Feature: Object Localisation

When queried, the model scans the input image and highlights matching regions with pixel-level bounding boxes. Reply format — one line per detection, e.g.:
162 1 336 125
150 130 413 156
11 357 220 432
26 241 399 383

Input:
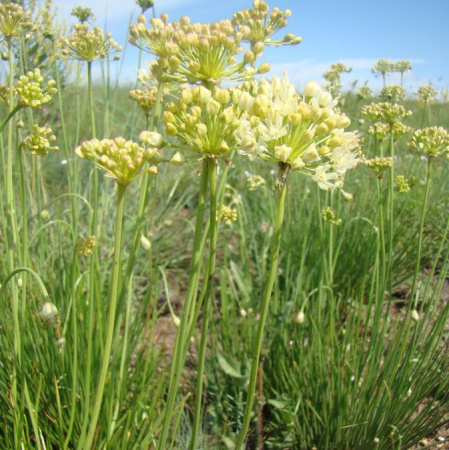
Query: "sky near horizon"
44 0 449 92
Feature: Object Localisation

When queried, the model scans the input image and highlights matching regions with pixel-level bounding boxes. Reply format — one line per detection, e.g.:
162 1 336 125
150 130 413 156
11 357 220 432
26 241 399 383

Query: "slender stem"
190 158 218 449
410 158 432 298
376 178 386 288
235 164 289 449
84 183 127 450
387 131 394 295
157 161 209 450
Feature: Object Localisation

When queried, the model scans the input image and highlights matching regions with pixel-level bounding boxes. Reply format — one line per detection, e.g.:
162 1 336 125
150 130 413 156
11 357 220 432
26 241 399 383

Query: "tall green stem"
236 163 289 449
157 161 209 450
84 183 127 450
387 131 394 294
410 158 432 298
190 158 218 449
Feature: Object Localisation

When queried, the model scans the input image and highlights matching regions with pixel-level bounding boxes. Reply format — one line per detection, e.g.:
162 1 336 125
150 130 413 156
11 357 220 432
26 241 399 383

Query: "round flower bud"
304 81 321 99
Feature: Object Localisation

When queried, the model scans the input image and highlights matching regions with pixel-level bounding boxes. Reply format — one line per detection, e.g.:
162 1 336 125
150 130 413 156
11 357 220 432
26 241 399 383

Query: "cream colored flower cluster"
232 0 301 48
58 24 122 61
70 6 95 24
361 102 412 125
162 86 248 158
368 122 410 142
414 84 438 104
76 235 96 256
75 134 162 185
23 124 58 156
129 87 159 118
356 85 373 101
381 84 406 103
411 127 449 158
0 3 33 40
236 77 360 190
16 69 57 109
365 156 393 178
130 14 250 84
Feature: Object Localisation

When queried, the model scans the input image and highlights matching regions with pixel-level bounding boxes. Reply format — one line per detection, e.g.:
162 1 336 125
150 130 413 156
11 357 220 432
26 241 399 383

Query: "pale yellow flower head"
16 69 57 109
237 76 361 190
162 85 251 159
0 3 33 40
22 125 58 156
58 24 122 61
368 121 410 142
232 0 301 51
76 235 96 256
381 84 406 103
129 12 269 85
414 84 437 104
75 134 163 185
365 156 393 178
71 6 95 24
361 102 412 125
411 127 449 158
356 85 373 101
371 59 395 76
129 87 159 117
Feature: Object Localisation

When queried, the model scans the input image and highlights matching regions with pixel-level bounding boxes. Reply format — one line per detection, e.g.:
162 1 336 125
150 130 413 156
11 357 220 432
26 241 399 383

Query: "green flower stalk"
368 121 410 143
235 77 361 447
393 60 412 85
76 134 160 449
409 126 449 297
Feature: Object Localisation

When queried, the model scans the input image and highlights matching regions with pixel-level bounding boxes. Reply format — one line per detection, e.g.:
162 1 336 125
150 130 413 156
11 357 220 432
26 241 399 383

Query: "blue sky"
46 0 449 92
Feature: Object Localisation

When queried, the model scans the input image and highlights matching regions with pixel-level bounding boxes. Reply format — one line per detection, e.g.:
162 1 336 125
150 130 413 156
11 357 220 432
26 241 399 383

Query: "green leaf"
217 350 246 379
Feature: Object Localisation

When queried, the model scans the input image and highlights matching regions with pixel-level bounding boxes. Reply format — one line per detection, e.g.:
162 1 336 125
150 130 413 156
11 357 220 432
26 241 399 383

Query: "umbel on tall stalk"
233 76 362 448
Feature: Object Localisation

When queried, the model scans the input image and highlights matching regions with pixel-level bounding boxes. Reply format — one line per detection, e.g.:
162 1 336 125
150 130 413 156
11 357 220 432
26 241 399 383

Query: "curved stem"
1 267 50 300
190 158 218 449
157 161 209 450
235 164 289 449
410 158 432 298
84 183 127 449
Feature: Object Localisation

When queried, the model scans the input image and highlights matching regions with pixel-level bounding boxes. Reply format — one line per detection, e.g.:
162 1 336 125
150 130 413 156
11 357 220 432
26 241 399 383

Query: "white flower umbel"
237 76 361 190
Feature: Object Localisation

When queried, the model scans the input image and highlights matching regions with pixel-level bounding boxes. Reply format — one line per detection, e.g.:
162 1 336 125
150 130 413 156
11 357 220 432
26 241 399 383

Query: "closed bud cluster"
58 24 122 61
129 87 159 117
163 85 249 158
356 85 373 101
236 76 361 190
76 235 96 256
135 0 155 13
323 62 351 96
70 6 95 24
130 14 248 84
411 126 449 158
247 173 266 190
368 121 410 141
395 175 411 193
219 205 238 225
23 124 58 156
0 3 33 40
75 134 162 185
361 102 412 125
414 84 437 104
371 59 395 76
232 0 301 50
381 84 406 103
365 156 393 178
16 69 57 109
321 207 342 225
